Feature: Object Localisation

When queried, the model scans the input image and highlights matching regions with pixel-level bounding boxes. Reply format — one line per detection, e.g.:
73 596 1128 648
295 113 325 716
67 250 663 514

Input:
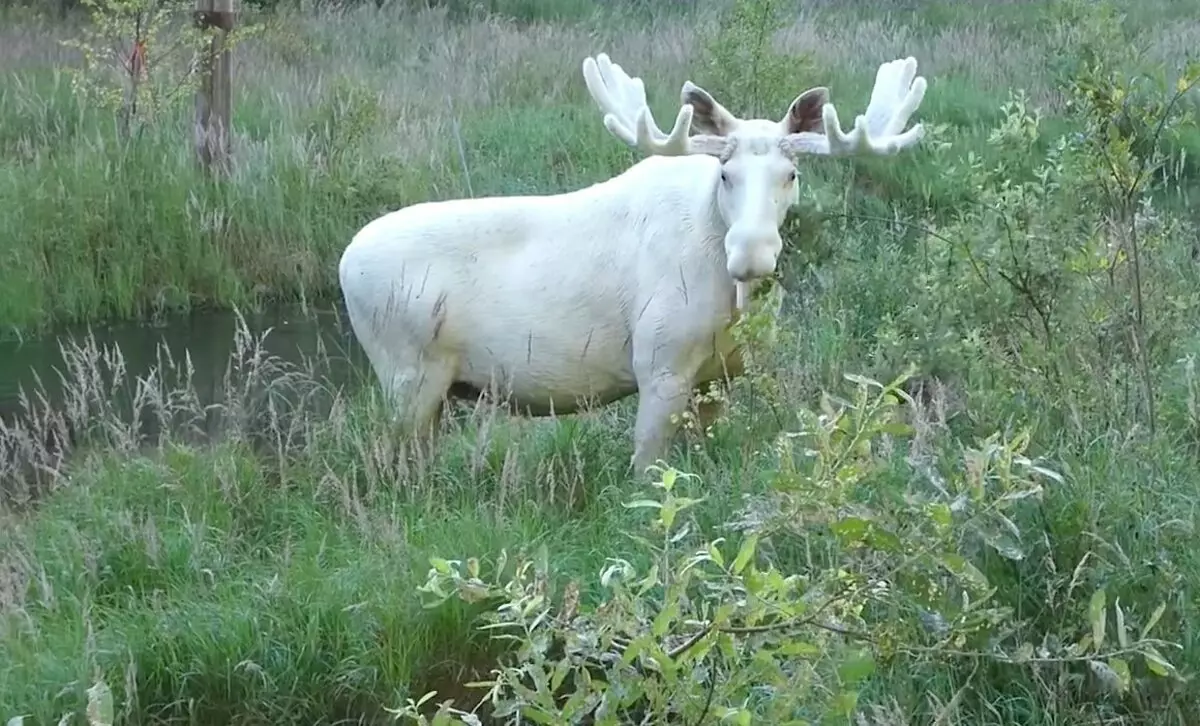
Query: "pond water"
0 302 369 436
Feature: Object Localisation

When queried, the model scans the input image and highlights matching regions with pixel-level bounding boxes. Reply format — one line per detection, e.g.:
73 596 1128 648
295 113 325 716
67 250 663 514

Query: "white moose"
337 53 928 474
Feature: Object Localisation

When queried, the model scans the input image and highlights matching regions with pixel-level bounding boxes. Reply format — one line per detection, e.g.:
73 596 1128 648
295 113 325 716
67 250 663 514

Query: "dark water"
0 302 369 435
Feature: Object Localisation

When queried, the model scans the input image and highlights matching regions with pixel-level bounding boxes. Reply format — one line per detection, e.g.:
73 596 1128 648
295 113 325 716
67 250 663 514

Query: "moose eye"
719 170 729 184
785 170 797 184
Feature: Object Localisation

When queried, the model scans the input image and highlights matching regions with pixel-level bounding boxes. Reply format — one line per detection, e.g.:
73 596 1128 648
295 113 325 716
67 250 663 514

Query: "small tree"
61 0 257 140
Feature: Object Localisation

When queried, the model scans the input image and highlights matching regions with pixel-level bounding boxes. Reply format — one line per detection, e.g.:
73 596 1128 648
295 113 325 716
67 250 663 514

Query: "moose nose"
728 260 766 282
726 228 782 282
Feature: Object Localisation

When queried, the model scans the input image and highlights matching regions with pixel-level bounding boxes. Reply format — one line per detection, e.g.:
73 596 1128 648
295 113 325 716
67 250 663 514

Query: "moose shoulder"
337 52 929 475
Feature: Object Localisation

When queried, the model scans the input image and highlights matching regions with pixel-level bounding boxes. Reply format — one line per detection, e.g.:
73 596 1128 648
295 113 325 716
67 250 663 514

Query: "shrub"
391 371 1179 724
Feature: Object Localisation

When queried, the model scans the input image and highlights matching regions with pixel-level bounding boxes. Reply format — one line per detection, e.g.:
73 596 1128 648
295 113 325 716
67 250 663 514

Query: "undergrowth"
2 0 1200 724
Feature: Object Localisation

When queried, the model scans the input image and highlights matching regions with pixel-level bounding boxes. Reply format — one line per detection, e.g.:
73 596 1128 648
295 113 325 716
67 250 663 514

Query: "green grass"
2 439 620 724
4 0 1200 723
0 328 775 723
1 0 1193 339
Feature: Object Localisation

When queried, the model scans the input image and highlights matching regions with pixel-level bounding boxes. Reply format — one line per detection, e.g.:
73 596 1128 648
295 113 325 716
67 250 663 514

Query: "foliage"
1051 0 1200 434
58 0 259 138
698 0 809 118
866 0 1200 437
390 371 1180 724
304 75 392 168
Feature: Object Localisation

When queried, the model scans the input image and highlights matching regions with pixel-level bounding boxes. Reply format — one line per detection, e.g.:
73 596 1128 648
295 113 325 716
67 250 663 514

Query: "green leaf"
929 503 953 528
429 557 453 575
621 634 651 666
837 651 876 685
521 594 546 618
1143 647 1179 678
672 496 706 512
660 498 680 529
1140 602 1166 640
830 690 859 719
879 421 914 437
866 526 903 554
1108 657 1132 694
830 517 870 544
622 499 662 510
843 372 881 390
652 599 680 638
680 629 716 666
636 564 661 594
559 682 593 720
550 660 570 692
715 705 754 724
1071 634 1093 656
1114 598 1128 649
731 533 759 575
982 528 1024 561
940 554 990 591
661 467 678 491
779 640 822 658
708 540 725 568
518 706 558 725
1088 588 1107 650
1028 464 1063 483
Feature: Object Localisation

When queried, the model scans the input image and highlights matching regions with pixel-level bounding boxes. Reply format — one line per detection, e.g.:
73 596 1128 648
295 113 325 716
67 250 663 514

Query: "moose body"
339 53 929 473
340 154 742 444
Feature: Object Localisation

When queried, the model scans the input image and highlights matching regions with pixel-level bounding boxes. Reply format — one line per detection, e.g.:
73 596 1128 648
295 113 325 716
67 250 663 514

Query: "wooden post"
194 0 235 174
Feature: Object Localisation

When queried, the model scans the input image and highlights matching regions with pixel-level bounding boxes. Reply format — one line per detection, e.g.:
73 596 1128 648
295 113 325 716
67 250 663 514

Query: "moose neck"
691 170 750 318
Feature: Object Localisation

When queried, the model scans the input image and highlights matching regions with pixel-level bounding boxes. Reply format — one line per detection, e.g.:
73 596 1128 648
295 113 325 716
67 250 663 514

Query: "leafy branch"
389 370 1182 725
60 0 261 139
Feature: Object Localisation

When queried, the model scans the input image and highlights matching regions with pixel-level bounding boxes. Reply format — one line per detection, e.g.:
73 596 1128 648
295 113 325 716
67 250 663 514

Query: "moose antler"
785 57 928 158
581 53 695 156
583 52 927 160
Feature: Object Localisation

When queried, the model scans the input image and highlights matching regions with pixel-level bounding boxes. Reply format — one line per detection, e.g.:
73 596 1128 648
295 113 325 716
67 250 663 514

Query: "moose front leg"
630 369 696 477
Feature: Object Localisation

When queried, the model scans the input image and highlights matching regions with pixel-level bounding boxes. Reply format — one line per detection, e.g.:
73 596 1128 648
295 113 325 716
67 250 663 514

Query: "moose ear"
782 87 829 134
681 82 738 136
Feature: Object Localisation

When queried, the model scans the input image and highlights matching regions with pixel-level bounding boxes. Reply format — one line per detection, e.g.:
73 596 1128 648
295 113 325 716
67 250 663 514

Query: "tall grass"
3 0 1200 723
0 316 643 723
2 0 1197 338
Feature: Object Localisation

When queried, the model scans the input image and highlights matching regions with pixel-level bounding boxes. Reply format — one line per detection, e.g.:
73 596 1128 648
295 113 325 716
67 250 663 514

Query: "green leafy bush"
390 371 1180 724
